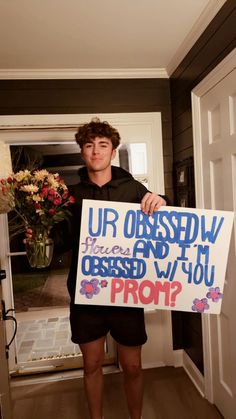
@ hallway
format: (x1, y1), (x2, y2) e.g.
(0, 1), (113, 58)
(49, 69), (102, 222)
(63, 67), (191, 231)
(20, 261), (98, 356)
(11, 367), (223, 419)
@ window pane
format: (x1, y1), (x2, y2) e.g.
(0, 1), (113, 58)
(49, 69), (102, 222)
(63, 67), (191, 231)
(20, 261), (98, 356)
(128, 143), (147, 175)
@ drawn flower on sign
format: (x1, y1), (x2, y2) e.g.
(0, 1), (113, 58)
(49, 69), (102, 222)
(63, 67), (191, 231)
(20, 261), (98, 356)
(80, 279), (100, 299)
(192, 298), (209, 313)
(206, 287), (223, 302)
(100, 279), (108, 288)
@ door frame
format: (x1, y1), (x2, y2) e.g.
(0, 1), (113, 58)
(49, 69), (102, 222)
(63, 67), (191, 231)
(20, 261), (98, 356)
(0, 278), (13, 419)
(191, 48), (236, 403)
(0, 112), (165, 194)
(0, 111), (173, 374)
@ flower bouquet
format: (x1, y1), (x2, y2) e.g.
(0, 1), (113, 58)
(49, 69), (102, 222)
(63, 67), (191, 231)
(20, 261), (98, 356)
(0, 169), (75, 268)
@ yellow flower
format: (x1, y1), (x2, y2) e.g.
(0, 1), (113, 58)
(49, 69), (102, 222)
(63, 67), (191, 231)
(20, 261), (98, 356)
(47, 174), (60, 188)
(36, 209), (45, 215)
(32, 194), (42, 202)
(33, 169), (49, 181)
(20, 185), (39, 193)
(14, 170), (31, 182)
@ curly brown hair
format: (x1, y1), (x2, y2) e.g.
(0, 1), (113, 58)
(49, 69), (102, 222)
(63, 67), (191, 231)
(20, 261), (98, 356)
(75, 118), (121, 149)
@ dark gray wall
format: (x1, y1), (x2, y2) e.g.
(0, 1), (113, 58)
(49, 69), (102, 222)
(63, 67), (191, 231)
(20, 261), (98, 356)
(170, 0), (236, 162)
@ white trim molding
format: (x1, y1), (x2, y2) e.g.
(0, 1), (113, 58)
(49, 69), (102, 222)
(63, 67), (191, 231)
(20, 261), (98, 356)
(167, 0), (227, 76)
(0, 68), (168, 80)
(0, 112), (165, 196)
(182, 351), (205, 397)
(174, 349), (205, 397)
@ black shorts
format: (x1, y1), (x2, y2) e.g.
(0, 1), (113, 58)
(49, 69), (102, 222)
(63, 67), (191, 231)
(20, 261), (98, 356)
(69, 304), (147, 346)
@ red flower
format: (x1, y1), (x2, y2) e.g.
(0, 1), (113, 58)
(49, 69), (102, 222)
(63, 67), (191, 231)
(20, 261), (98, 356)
(40, 187), (49, 197)
(69, 196), (75, 203)
(53, 198), (62, 206)
(48, 208), (56, 215)
(48, 188), (56, 196)
(34, 203), (41, 209)
(62, 190), (69, 199)
(47, 195), (55, 202)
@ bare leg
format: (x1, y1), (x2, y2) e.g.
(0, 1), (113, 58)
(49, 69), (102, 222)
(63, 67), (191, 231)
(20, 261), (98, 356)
(117, 344), (143, 419)
(79, 336), (106, 419)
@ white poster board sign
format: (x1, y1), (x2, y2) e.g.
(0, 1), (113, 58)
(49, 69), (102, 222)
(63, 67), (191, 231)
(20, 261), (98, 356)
(75, 200), (234, 314)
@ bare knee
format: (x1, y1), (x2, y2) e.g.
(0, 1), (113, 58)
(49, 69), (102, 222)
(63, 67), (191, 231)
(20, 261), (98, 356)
(118, 344), (143, 379)
(79, 337), (105, 377)
(83, 356), (104, 377)
(121, 361), (142, 379)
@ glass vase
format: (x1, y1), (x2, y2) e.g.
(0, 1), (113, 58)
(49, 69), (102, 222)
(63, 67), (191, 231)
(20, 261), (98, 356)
(25, 225), (54, 269)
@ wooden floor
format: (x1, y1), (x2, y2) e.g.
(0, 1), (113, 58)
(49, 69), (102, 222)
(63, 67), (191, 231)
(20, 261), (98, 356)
(11, 367), (223, 419)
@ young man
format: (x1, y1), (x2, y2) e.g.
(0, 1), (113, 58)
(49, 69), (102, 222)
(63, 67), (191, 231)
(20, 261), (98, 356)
(68, 119), (167, 419)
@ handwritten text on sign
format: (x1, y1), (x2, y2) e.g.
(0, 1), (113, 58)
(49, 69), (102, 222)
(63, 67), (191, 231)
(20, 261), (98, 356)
(75, 200), (234, 313)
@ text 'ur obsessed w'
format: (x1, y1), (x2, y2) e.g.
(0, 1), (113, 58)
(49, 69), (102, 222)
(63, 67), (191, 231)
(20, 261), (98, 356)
(78, 206), (225, 308)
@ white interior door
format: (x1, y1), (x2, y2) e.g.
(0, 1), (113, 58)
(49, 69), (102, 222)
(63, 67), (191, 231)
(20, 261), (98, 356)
(192, 51), (236, 419)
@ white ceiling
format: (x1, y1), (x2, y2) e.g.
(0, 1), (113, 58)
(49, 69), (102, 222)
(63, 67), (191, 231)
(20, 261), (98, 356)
(0, 0), (227, 78)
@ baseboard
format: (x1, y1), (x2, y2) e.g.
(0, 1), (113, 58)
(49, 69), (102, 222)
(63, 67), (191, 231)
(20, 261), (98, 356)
(173, 349), (205, 397)
(182, 351), (205, 397)
(10, 364), (119, 387)
(142, 361), (165, 370)
(142, 349), (183, 370)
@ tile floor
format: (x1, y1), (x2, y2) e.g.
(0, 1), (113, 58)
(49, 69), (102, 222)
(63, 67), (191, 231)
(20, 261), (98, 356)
(16, 308), (81, 365)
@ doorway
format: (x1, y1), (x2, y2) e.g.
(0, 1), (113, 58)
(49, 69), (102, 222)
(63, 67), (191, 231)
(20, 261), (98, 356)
(0, 112), (172, 375)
